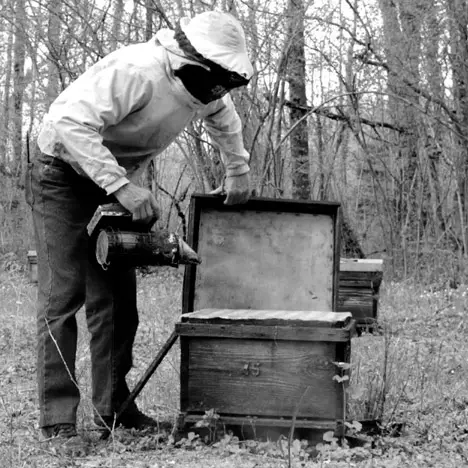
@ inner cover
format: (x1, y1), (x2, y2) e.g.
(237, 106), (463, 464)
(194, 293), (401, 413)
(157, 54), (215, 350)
(191, 205), (337, 312)
(183, 308), (352, 328)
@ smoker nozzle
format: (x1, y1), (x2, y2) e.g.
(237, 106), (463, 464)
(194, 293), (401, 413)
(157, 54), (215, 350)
(178, 238), (201, 265)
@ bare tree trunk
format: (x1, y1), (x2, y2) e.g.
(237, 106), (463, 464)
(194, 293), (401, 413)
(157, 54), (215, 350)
(111, 0), (124, 51)
(12, 0), (27, 177)
(273, 82), (286, 196)
(46, 0), (62, 107)
(259, 27), (290, 198)
(142, 0), (155, 194)
(0, 22), (14, 168)
(446, 0), (468, 254)
(27, 29), (39, 161)
(145, 0), (153, 41)
(422, 0), (448, 244)
(287, 0), (310, 200)
(130, 0), (142, 42)
(378, 0), (425, 272)
(315, 114), (325, 200)
(340, 0), (358, 193)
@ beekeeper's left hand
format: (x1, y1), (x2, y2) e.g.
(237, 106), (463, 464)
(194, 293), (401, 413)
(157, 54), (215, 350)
(224, 172), (250, 205)
(210, 173), (250, 205)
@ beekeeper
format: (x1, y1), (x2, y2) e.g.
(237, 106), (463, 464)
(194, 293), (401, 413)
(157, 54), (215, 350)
(27, 10), (253, 445)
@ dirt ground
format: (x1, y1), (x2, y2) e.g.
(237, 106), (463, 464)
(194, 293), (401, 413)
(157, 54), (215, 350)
(2, 266), (468, 467)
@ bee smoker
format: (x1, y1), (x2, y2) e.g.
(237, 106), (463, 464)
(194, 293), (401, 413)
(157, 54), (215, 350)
(87, 203), (201, 269)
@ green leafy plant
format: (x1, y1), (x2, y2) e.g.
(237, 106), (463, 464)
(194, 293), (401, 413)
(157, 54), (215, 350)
(194, 409), (221, 443)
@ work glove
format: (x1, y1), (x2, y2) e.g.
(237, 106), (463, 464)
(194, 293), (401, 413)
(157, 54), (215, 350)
(210, 173), (250, 205)
(114, 182), (160, 224)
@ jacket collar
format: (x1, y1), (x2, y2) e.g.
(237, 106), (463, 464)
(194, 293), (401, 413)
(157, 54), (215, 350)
(152, 32), (210, 110)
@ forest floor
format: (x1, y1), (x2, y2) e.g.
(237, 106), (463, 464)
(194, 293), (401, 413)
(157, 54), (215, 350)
(2, 263), (468, 467)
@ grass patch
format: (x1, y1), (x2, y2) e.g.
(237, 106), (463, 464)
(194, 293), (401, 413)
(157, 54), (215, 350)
(2, 267), (468, 466)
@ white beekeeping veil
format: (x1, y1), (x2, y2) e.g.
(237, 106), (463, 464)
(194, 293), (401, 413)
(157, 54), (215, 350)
(180, 11), (254, 80)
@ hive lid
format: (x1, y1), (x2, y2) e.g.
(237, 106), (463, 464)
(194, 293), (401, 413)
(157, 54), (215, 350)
(182, 195), (341, 314)
(182, 308), (353, 328)
(340, 258), (383, 272)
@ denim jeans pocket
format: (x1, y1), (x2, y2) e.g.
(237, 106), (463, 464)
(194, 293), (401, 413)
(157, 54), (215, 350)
(37, 155), (74, 191)
(24, 162), (34, 206)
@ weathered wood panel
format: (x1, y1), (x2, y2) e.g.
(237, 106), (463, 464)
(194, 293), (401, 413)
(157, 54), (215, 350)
(337, 259), (383, 325)
(193, 209), (336, 312)
(339, 259), (383, 272)
(338, 288), (374, 316)
(181, 414), (337, 430)
(183, 195), (341, 315)
(176, 322), (354, 342)
(181, 338), (344, 420)
(182, 308), (352, 327)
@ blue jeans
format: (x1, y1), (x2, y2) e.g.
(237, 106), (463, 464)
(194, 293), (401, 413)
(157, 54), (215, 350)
(26, 153), (139, 428)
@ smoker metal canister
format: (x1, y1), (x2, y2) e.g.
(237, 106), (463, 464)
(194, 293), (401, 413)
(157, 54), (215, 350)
(96, 228), (180, 268)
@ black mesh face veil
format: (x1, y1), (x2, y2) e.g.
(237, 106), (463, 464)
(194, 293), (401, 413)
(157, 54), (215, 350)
(173, 23), (250, 104)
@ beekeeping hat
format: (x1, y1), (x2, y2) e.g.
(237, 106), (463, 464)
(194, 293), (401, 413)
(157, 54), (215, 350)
(179, 11), (254, 80)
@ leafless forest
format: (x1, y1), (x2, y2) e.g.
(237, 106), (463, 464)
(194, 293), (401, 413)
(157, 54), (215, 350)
(0, 0), (467, 284)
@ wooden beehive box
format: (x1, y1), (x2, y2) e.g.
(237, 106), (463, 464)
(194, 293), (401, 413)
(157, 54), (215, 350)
(177, 194), (354, 431)
(337, 259), (383, 330)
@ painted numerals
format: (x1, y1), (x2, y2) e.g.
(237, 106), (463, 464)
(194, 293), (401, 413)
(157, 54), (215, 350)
(242, 361), (261, 377)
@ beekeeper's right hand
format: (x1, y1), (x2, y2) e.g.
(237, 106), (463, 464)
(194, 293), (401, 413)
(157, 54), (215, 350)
(114, 182), (160, 224)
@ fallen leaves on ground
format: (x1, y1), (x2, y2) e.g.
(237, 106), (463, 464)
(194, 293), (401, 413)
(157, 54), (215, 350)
(3, 271), (468, 467)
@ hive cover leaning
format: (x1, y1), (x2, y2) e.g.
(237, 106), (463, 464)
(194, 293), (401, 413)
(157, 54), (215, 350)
(182, 194), (342, 313)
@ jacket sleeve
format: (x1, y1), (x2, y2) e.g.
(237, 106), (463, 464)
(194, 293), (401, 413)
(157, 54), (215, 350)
(201, 95), (250, 177)
(47, 65), (153, 194)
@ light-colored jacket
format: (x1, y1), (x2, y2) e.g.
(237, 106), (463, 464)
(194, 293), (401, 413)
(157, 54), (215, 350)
(37, 36), (250, 195)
